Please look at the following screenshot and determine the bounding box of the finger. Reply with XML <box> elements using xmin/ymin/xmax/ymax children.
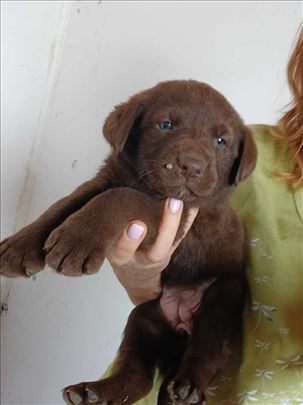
<box><xmin>170</xmin><ymin>206</ymin><xmax>199</xmax><ymax>252</ymax></box>
<box><xmin>107</xmin><ymin>221</ymin><xmax>147</xmax><ymax>266</ymax></box>
<box><xmin>146</xmin><ymin>198</ymin><xmax>183</xmax><ymax>263</ymax></box>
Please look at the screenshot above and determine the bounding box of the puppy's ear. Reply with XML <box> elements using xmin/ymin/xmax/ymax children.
<box><xmin>103</xmin><ymin>91</ymin><xmax>148</xmax><ymax>153</ymax></box>
<box><xmin>230</xmin><ymin>127</ymin><xmax>257</xmax><ymax>186</ymax></box>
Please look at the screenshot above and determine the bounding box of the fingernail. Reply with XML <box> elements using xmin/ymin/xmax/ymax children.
<box><xmin>169</xmin><ymin>198</ymin><xmax>182</xmax><ymax>214</ymax></box>
<box><xmin>127</xmin><ymin>224</ymin><xmax>144</xmax><ymax>240</ymax></box>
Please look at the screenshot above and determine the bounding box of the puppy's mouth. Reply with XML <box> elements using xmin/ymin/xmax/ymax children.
<box><xmin>167</xmin><ymin>180</ymin><xmax>216</xmax><ymax>202</ymax></box>
<box><xmin>146</xmin><ymin>175</ymin><xmax>217</xmax><ymax>203</ymax></box>
<box><xmin>170</xmin><ymin>185</ymin><xmax>198</xmax><ymax>202</ymax></box>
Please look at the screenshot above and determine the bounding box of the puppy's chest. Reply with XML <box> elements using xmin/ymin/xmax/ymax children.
<box><xmin>162</xmin><ymin>232</ymin><xmax>220</xmax><ymax>285</ymax></box>
<box><xmin>162</xmin><ymin>209</ymin><xmax>243</xmax><ymax>286</ymax></box>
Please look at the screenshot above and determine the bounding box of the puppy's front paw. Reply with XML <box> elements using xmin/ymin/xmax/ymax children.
<box><xmin>0</xmin><ymin>226</ymin><xmax>46</xmax><ymax>277</ymax></box>
<box><xmin>166</xmin><ymin>380</ymin><xmax>206</xmax><ymax>405</ymax></box>
<box><xmin>44</xmin><ymin>218</ymin><xmax>105</xmax><ymax>276</ymax></box>
<box><xmin>63</xmin><ymin>376</ymin><xmax>149</xmax><ymax>405</ymax></box>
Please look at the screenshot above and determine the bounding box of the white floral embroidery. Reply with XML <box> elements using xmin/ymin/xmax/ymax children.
<box><xmin>249</xmin><ymin>238</ymin><xmax>260</xmax><ymax>247</ymax></box>
<box><xmin>278</xmin><ymin>327</ymin><xmax>290</xmax><ymax>336</ymax></box>
<box><xmin>238</xmin><ymin>389</ymin><xmax>258</xmax><ymax>403</ymax></box>
<box><xmin>255</xmin><ymin>369</ymin><xmax>274</xmax><ymax>386</ymax></box>
<box><xmin>261</xmin><ymin>251</ymin><xmax>273</xmax><ymax>260</ymax></box>
<box><xmin>262</xmin><ymin>392</ymin><xmax>275</xmax><ymax>399</ymax></box>
<box><xmin>254</xmin><ymin>276</ymin><xmax>269</xmax><ymax>285</ymax></box>
<box><xmin>251</xmin><ymin>300</ymin><xmax>275</xmax><ymax>320</ymax></box>
<box><xmin>251</xmin><ymin>300</ymin><xmax>276</xmax><ymax>331</ymax></box>
<box><xmin>276</xmin><ymin>354</ymin><xmax>303</xmax><ymax>370</ymax></box>
<box><xmin>276</xmin><ymin>354</ymin><xmax>303</xmax><ymax>380</ymax></box>
<box><xmin>254</xmin><ymin>339</ymin><xmax>271</xmax><ymax>354</ymax></box>
<box><xmin>205</xmin><ymin>386</ymin><xmax>218</xmax><ymax>396</ymax></box>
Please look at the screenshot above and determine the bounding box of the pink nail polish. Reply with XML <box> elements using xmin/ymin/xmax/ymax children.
<box><xmin>169</xmin><ymin>198</ymin><xmax>182</xmax><ymax>214</ymax></box>
<box><xmin>127</xmin><ymin>224</ymin><xmax>144</xmax><ymax>240</ymax></box>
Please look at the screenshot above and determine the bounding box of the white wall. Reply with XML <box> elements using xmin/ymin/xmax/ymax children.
<box><xmin>1</xmin><ymin>1</ymin><xmax>302</xmax><ymax>404</ymax></box>
<box><xmin>1</xmin><ymin>0</ymin><xmax>67</xmax><ymax>242</ymax></box>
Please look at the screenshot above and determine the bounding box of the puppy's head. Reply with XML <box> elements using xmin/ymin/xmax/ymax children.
<box><xmin>103</xmin><ymin>80</ymin><xmax>256</xmax><ymax>204</ymax></box>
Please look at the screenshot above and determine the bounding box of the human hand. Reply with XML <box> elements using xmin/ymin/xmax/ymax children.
<box><xmin>107</xmin><ymin>198</ymin><xmax>199</xmax><ymax>305</ymax></box>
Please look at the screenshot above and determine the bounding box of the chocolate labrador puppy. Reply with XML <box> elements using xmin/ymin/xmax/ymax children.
<box><xmin>0</xmin><ymin>80</ymin><xmax>256</xmax><ymax>404</ymax></box>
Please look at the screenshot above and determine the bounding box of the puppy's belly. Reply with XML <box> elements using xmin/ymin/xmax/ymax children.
<box><xmin>159</xmin><ymin>279</ymin><xmax>216</xmax><ymax>335</ymax></box>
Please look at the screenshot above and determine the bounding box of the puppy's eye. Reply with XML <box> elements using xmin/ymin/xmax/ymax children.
<box><xmin>214</xmin><ymin>137</ymin><xmax>227</xmax><ymax>148</ymax></box>
<box><xmin>159</xmin><ymin>120</ymin><xmax>174</xmax><ymax>130</ymax></box>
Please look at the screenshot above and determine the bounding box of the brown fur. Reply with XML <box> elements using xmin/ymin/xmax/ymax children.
<box><xmin>0</xmin><ymin>80</ymin><xmax>257</xmax><ymax>404</ymax></box>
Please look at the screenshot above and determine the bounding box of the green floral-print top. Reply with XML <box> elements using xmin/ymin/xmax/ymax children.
<box><xmin>103</xmin><ymin>125</ymin><xmax>303</xmax><ymax>404</ymax></box>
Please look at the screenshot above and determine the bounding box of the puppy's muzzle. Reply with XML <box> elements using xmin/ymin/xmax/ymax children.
<box><xmin>177</xmin><ymin>153</ymin><xmax>204</xmax><ymax>179</ymax></box>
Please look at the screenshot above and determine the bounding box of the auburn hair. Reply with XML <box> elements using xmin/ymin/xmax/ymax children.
<box><xmin>273</xmin><ymin>25</ymin><xmax>303</xmax><ymax>188</ymax></box>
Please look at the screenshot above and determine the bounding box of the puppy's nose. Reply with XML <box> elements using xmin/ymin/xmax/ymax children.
<box><xmin>178</xmin><ymin>154</ymin><xmax>204</xmax><ymax>178</ymax></box>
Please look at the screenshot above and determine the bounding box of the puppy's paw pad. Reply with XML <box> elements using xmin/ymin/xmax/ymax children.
<box><xmin>63</xmin><ymin>383</ymin><xmax>87</xmax><ymax>405</ymax></box>
<box><xmin>167</xmin><ymin>380</ymin><xmax>205</xmax><ymax>405</ymax></box>
<box><xmin>85</xmin><ymin>388</ymin><xmax>99</xmax><ymax>403</ymax></box>
<box><xmin>64</xmin><ymin>390</ymin><xmax>83</xmax><ymax>405</ymax></box>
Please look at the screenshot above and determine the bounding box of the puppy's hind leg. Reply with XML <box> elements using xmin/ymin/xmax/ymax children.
<box><xmin>63</xmin><ymin>300</ymin><xmax>187</xmax><ymax>405</ymax></box>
